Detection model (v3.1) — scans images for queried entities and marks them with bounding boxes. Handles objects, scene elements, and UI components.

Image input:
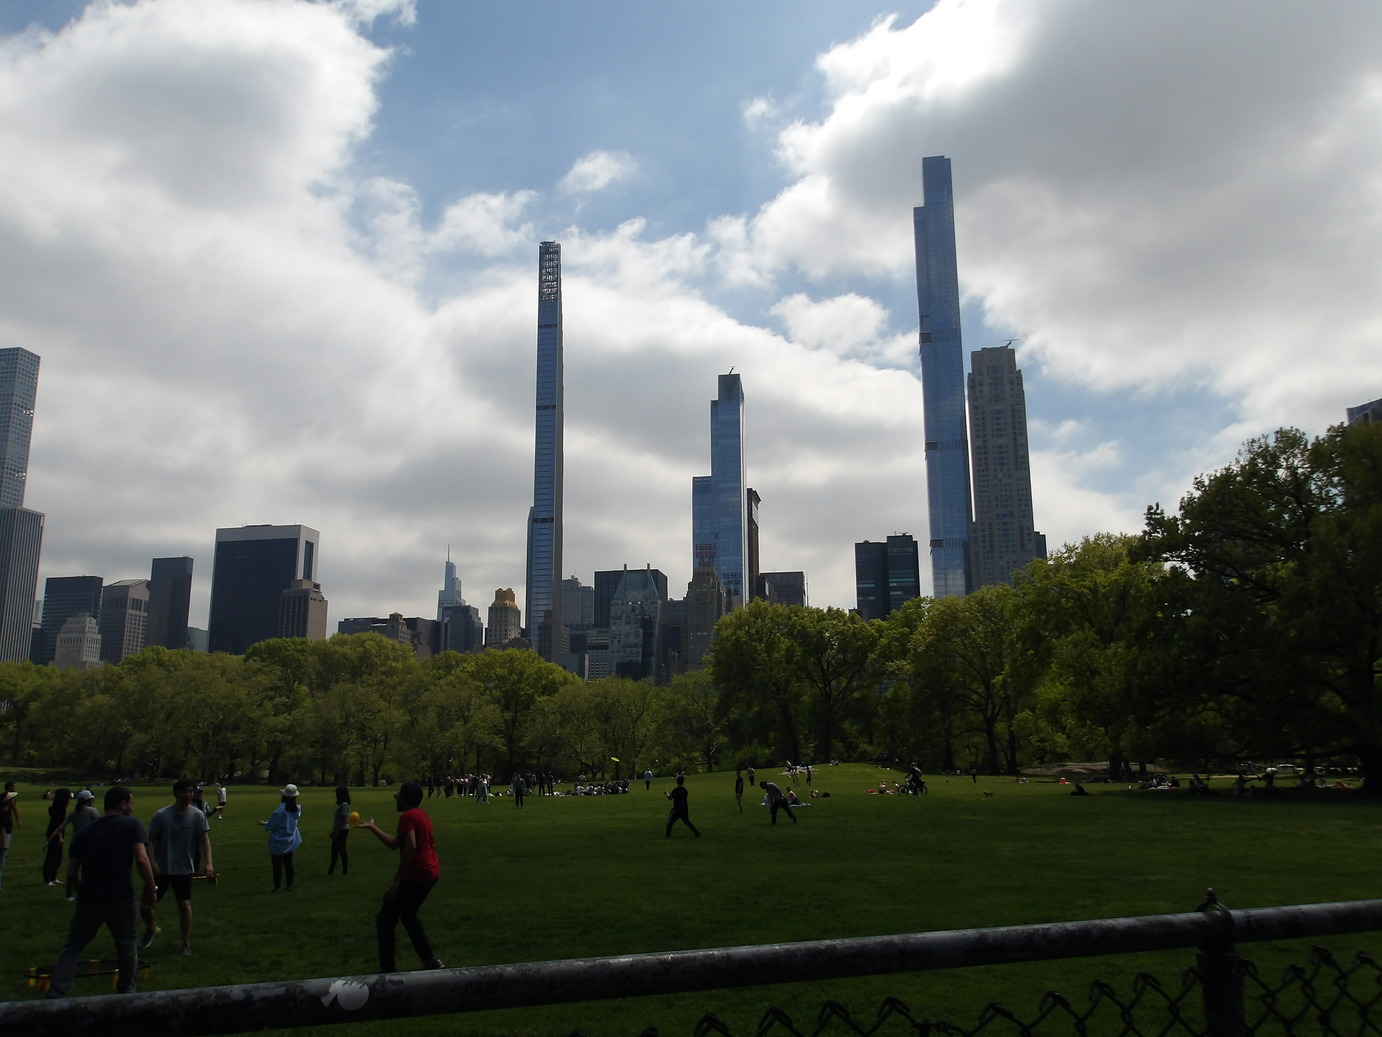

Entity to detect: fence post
[1197,888,1245,1037]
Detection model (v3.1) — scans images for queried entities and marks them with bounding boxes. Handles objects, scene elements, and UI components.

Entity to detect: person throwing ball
[360,782,443,972]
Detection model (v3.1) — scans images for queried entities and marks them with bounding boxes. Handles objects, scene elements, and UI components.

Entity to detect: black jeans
[376,878,437,972]
[271,852,295,890]
[328,831,348,875]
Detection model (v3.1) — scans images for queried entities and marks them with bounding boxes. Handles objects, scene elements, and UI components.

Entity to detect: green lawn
[1,767,1379,1036]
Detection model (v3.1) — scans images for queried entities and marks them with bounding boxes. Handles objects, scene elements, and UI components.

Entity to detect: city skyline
[4,2,1381,629]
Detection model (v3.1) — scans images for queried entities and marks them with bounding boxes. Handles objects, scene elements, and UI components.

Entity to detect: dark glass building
[208,524,322,654]
[855,534,921,622]
[147,556,193,650]
[0,347,43,663]
[33,574,104,665]
[914,156,973,598]
[691,373,748,606]
[525,241,565,663]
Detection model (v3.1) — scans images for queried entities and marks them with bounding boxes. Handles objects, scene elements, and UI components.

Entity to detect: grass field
[1,766,1379,1036]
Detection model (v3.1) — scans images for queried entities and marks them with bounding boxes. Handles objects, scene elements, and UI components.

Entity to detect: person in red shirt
[361,782,443,972]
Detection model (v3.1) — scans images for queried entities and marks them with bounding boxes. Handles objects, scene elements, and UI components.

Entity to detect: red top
[397,807,440,881]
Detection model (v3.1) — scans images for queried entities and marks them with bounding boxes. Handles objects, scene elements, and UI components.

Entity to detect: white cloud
[559,150,639,195]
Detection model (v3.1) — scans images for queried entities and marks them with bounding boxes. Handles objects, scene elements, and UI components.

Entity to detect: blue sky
[2,0,1379,629]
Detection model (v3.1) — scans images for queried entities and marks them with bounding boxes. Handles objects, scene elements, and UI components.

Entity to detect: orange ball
[348,811,361,825]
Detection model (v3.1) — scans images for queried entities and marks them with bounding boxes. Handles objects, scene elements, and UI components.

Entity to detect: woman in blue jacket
[261,783,303,891]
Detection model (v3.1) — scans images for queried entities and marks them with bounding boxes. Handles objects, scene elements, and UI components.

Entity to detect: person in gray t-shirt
[141,778,215,955]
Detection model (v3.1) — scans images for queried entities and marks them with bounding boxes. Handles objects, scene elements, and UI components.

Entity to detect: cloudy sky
[2,0,1380,630]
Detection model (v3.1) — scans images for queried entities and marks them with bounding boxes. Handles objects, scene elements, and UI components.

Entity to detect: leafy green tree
[709,601,804,762]
[660,670,725,772]
[1140,424,1382,789]
[398,652,502,779]
[782,606,882,763]
[465,648,579,772]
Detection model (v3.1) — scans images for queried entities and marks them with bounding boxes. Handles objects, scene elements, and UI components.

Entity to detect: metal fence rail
[3,892,1380,1037]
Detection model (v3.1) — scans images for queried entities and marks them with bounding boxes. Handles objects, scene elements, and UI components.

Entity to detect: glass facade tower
[208,524,321,654]
[525,241,564,662]
[0,347,43,662]
[914,156,973,598]
[691,373,747,607]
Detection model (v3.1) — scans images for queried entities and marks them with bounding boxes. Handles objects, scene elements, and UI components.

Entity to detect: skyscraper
[100,578,149,663]
[914,156,973,598]
[147,556,193,650]
[855,534,921,621]
[692,373,748,607]
[437,554,462,622]
[33,575,103,665]
[0,347,43,663]
[968,346,1046,588]
[208,524,323,654]
[525,241,564,664]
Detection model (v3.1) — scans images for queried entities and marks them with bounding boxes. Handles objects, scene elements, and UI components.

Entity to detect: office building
[608,565,664,681]
[968,346,1046,588]
[33,575,103,665]
[147,556,193,651]
[759,571,807,608]
[440,602,484,654]
[338,613,443,659]
[100,578,149,663]
[55,614,102,670]
[746,488,761,602]
[437,554,462,621]
[914,156,974,598]
[485,588,523,647]
[208,524,323,654]
[1346,397,1382,426]
[561,575,595,632]
[684,564,726,671]
[692,372,748,607]
[855,535,921,621]
[0,507,42,663]
[278,578,329,641]
[0,347,43,663]
[525,241,565,663]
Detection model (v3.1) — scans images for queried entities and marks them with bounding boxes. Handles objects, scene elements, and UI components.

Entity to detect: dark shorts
[155,873,193,903]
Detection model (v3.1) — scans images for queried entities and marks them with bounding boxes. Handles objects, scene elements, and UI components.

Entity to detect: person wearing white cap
[261,784,303,892]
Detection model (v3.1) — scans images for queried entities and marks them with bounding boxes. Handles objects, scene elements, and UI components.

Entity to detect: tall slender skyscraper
[914,156,973,598]
[437,553,462,622]
[968,346,1046,588]
[691,373,748,607]
[0,347,43,662]
[525,241,564,663]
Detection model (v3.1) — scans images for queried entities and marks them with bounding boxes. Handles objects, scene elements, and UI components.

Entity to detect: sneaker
[64,896,74,902]
[426,958,445,970]
[139,926,160,949]
[181,944,192,956]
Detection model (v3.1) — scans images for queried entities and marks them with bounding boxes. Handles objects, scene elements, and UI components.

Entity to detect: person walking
[261,784,303,892]
[664,773,700,838]
[143,778,215,956]
[759,781,797,826]
[44,786,157,998]
[328,787,351,876]
[511,773,526,808]
[644,769,653,791]
[215,784,227,820]
[361,781,443,972]
[734,770,745,815]
[0,781,19,890]
[42,788,74,886]
[45,789,99,900]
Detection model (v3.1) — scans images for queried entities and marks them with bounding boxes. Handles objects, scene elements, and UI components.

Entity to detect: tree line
[2,423,1378,792]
